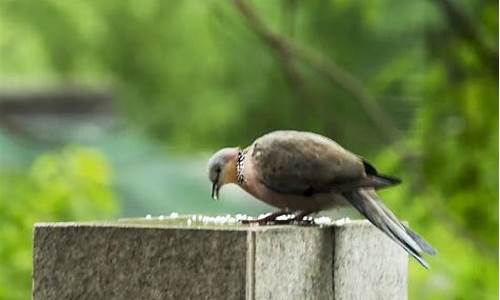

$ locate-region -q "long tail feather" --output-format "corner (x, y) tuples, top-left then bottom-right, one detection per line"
(343, 189), (435, 268)
(374, 196), (437, 256)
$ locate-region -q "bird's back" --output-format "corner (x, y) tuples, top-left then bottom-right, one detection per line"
(248, 130), (365, 195)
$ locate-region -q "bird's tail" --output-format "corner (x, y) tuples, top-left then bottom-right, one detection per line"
(343, 189), (436, 268)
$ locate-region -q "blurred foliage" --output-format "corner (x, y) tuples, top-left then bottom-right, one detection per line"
(0, 0), (498, 299)
(0, 147), (117, 300)
(0, 0), (432, 150)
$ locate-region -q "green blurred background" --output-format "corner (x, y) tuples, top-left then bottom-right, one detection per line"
(0, 0), (497, 299)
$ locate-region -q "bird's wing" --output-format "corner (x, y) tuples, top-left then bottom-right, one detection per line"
(248, 130), (367, 195)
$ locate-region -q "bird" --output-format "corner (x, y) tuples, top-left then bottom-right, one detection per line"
(207, 130), (436, 268)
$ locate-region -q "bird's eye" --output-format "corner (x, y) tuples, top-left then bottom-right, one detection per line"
(215, 166), (221, 173)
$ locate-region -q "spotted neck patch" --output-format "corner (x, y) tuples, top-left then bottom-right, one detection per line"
(236, 150), (246, 184)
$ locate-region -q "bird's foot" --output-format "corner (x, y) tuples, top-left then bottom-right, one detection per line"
(241, 218), (297, 225)
(288, 210), (316, 226)
(241, 212), (316, 226)
(240, 211), (289, 225)
(292, 217), (316, 226)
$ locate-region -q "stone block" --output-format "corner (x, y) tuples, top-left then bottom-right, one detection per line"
(33, 219), (407, 299)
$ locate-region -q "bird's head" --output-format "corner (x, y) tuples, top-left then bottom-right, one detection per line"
(207, 147), (240, 200)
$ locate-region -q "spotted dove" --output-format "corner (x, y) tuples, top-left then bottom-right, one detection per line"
(207, 130), (436, 268)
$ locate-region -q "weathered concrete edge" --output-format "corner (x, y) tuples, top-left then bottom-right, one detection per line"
(34, 219), (374, 231)
(246, 230), (256, 300)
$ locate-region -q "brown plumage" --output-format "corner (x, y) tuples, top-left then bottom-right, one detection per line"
(207, 130), (436, 268)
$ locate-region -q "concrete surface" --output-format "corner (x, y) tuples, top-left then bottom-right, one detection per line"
(33, 219), (407, 300)
(333, 222), (408, 300)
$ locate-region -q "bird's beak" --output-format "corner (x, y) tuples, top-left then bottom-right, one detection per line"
(211, 182), (220, 200)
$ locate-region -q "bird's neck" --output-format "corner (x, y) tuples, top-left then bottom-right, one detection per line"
(236, 150), (246, 185)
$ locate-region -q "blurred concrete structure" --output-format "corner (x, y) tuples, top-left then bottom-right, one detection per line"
(33, 220), (407, 300)
(0, 86), (114, 142)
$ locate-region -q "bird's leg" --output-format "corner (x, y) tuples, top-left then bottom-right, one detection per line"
(241, 210), (316, 226)
(243, 210), (315, 225)
(290, 210), (316, 225)
(241, 210), (290, 225)
(255, 210), (316, 225)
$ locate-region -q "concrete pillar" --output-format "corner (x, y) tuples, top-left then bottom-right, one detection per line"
(33, 219), (407, 299)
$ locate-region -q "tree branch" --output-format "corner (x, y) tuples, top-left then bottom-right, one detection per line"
(233, 0), (402, 143)
(435, 0), (498, 70)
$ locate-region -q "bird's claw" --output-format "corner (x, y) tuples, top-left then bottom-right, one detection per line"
(292, 218), (316, 226)
(240, 217), (316, 226)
